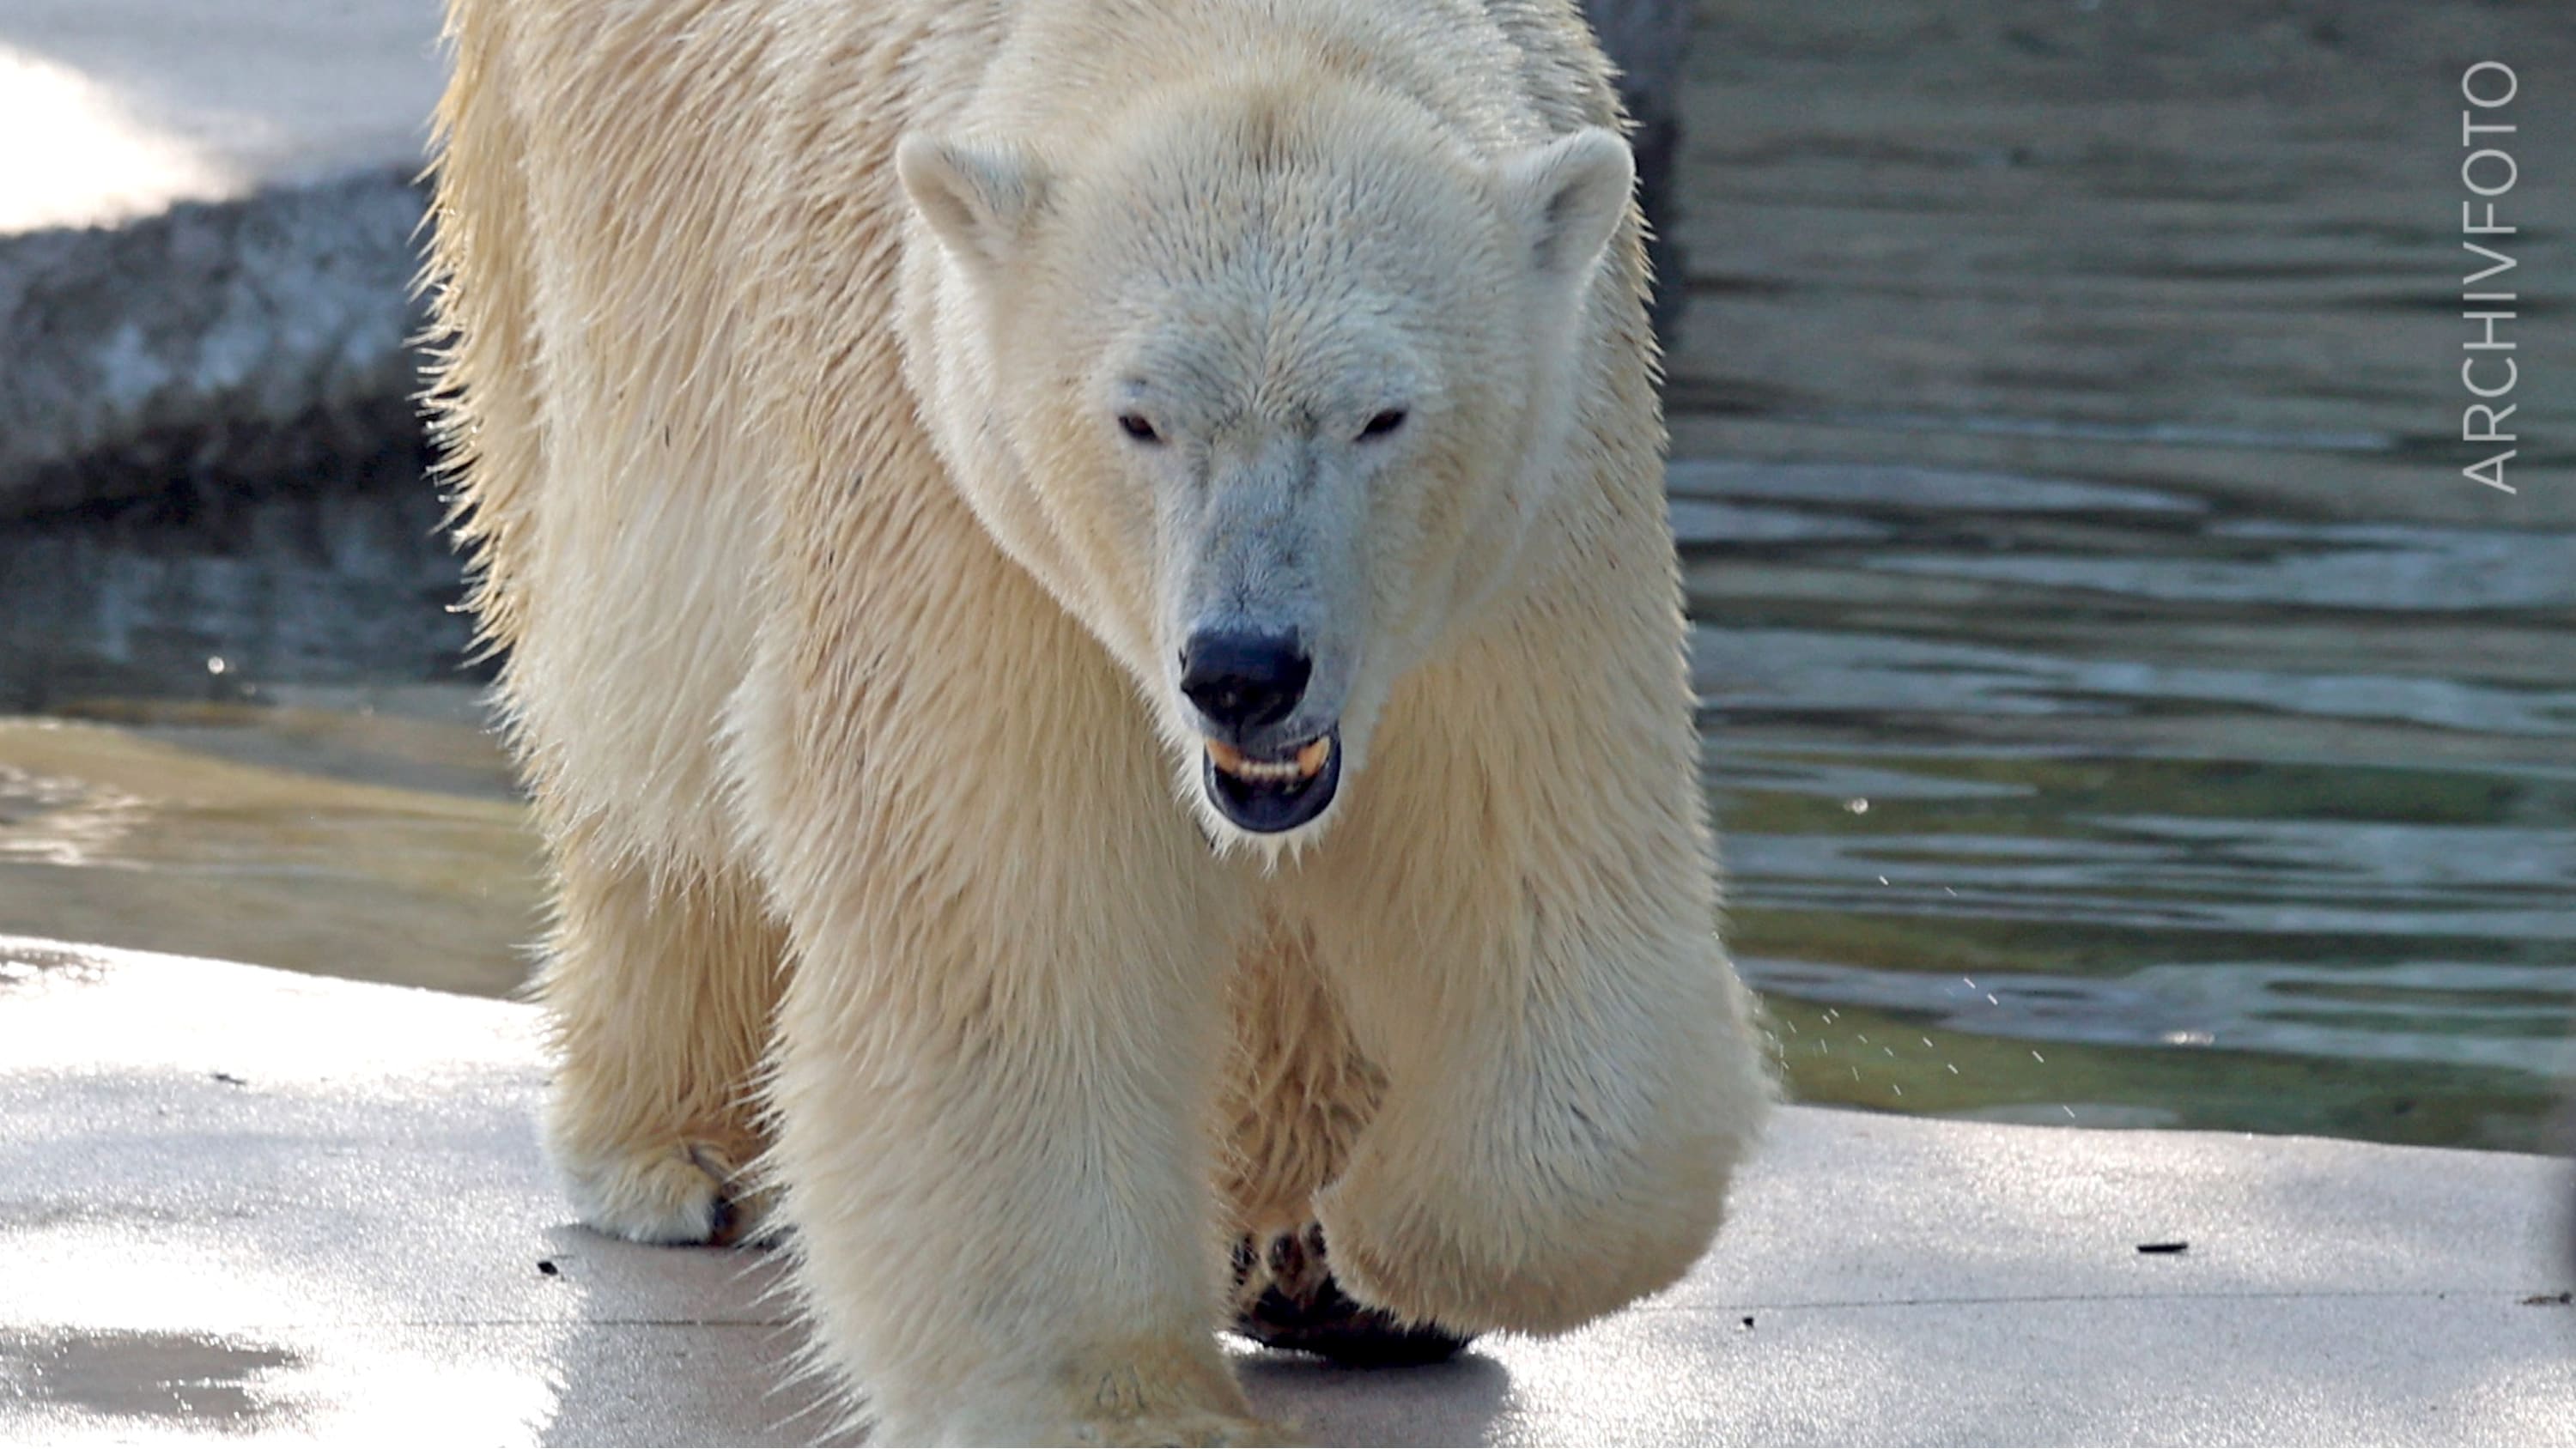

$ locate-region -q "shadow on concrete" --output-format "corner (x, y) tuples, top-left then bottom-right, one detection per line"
(1239, 1348), (1514, 1446)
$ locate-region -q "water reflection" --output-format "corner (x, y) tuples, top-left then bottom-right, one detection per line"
(0, 713), (535, 997)
(0, 455), (471, 714)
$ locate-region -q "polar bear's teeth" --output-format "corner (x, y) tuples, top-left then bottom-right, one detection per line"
(1291, 735), (1333, 777)
(1206, 736), (1334, 784)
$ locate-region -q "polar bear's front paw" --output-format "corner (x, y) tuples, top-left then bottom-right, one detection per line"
(558, 1140), (768, 1246)
(1316, 1149), (1713, 1337)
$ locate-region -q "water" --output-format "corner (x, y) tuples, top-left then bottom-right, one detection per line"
(1656, 0), (2576, 1151)
(1, 439), (2567, 1149)
(0, 466), (538, 1000)
(3, 0), (2571, 1149)
(1674, 460), (2576, 1149)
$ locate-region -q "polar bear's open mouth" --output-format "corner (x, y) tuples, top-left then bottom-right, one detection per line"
(1202, 728), (1340, 834)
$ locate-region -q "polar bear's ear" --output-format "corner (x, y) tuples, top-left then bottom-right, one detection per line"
(896, 134), (1050, 273)
(1495, 127), (1635, 281)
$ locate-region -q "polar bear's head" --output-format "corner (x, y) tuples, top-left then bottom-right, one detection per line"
(898, 82), (1631, 846)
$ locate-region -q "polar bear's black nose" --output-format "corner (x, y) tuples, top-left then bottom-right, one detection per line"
(1180, 629), (1310, 734)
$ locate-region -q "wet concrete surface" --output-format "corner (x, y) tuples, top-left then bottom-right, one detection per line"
(0, 1330), (303, 1431)
(1, 938), (2570, 1446)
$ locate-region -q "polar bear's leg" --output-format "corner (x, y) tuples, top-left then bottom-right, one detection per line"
(1300, 799), (1769, 1335)
(536, 838), (782, 1246)
(740, 545), (1282, 1442)
(1215, 918), (1379, 1246)
(1212, 922), (1467, 1366)
(1291, 616), (1773, 1337)
(761, 839), (1273, 1441)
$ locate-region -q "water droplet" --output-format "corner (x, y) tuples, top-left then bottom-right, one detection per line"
(1845, 798), (1869, 814)
(2032, 1049), (2047, 1063)
(2063, 1105), (2077, 1118)
(1891, 1084), (1903, 1098)
(1986, 993), (2000, 1005)
(1947, 1064), (1959, 1075)
(206, 656), (228, 675)
(1877, 875), (1890, 886)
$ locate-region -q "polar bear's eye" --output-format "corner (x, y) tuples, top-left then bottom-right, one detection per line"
(1358, 408), (1408, 441)
(1116, 412), (1163, 445)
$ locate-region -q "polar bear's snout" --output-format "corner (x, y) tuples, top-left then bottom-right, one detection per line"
(1180, 627), (1309, 734)
(1156, 434), (1368, 836)
(1179, 627), (1342, 833)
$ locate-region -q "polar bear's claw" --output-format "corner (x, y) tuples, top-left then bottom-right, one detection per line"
(1230, 1225), (1472, 1367)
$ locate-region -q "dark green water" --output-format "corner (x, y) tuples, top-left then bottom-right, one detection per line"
(1649, 0), (2576, 1152)
(1671, 459), (2574, 1151)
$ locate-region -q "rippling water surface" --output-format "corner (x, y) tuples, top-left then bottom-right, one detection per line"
(3, 0), (2570, 1149)
(1677, 459), (2574, 1149)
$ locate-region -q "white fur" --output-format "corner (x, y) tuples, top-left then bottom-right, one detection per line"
(424, 0), (1771, 1442)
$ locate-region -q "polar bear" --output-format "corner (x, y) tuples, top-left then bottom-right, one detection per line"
(423, 0), (1771, 1440)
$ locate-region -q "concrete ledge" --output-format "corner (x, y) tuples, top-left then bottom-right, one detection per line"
(2, 937), (2569, 1446)
(0, 168), (428, 519)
